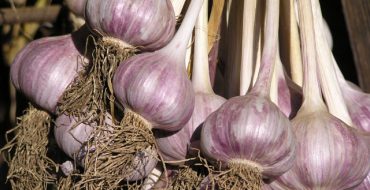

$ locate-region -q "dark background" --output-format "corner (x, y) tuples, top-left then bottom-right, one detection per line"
(0, 0), (359, 189)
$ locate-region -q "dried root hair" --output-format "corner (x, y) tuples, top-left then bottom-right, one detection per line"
(69, 110), (158, 189)
(1, 104), (57, 190)
(162, 149), (213, 190)
(212, 160), (263, 190)
(58, 35), (136, 127)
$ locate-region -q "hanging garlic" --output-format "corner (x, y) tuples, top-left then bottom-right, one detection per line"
(275, 0), (370, 188)
(200, 0), (296, 189)
(156, 0), (226, 164)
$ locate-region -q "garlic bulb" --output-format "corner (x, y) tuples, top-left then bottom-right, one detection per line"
(113, 52), (194, 131)
(10, 26), (90, 114)
(277, 110), (370, 189)
(85, 0), (176, 51)
(201, 94), (296, 176)
(113, 0), (205, 131)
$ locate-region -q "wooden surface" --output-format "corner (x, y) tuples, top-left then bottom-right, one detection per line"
(341, 0), (370, 92)
(0, 5), (61, 24)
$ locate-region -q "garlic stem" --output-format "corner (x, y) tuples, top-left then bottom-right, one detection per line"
(311, 0), (353, 126)
(251, 31), (262, 86)
(164, 0), (204, 59)
(332, 55), (348, 85)
(185, 36), (193, 70)
(225, 0), (233, 27)
(193, 0), (213, 93)
(251, 0), (279, 97)
(239, 0), (258, 95)
(224, 0), (243, 97)
(270, 52), (280, 104)
(287, 0), (303, 86)
(297, 0), (324, 110)
(171, 0), (187, 18)
(208, 0), (225, 52)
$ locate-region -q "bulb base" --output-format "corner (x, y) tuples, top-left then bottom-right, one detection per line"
(214, 159), (263, 190)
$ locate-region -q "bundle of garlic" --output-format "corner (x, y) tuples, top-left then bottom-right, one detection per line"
(2, 0), (370, 189)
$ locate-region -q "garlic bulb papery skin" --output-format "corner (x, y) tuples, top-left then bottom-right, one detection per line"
(10, 26), (90, 114)
(201, 95), (296, 177)
(152, 169), (177, 189)
(276, 110), (370, 189)
(354, 175), (370, 190)
(208, 39), (220, 87)
(54, 114), (95, 161)
(113, 52), (194, 131)
(113, 0), (205, 131)
(155, 0), (226, 163)
(340, 75), (370, 132)
(85, 0), (176, 51)
(156, 93), (226, 163)
(201, 0), (296, 186)
(262, 181), (286, 190)
(332, 56), (370, 132)
(275, 58), (302, 119)
(171, 0), (187, 18)
(275, 0), (370, 189)
(65, 0), (86, 17)
(54, 114), (158, 181)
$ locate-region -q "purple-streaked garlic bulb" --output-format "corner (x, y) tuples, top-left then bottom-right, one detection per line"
(201, 94), (296, 175)
(201, 0), (296, 189)
(113, 0), (205, 131)
(65, 0), (86, 17)
(54, 113), (157, 181)
(10, 26), (90, 114)
(85, 0), (176, 51)
(275, 0), (370, 189)
(155, 0), (226, 164)
(276, 110), (370, 189)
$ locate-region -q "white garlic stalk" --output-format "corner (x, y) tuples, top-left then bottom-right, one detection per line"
(239, 0), (259, 95)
